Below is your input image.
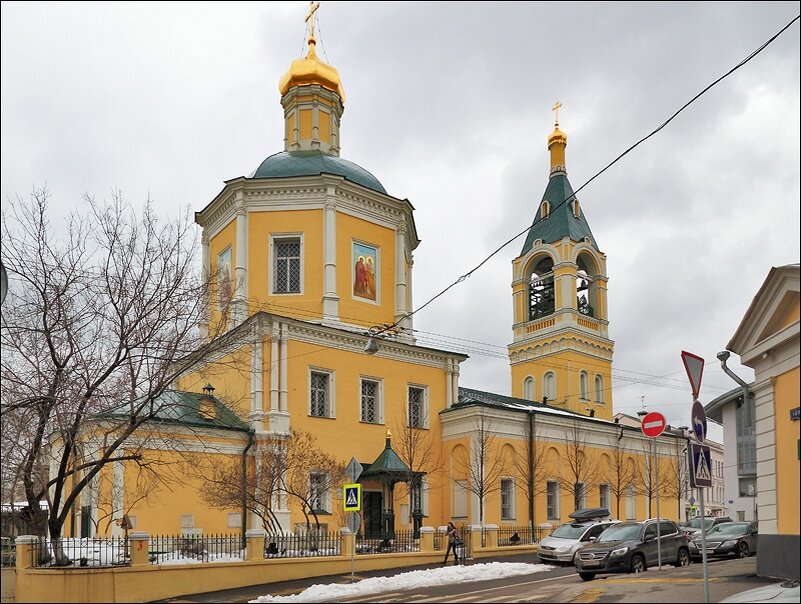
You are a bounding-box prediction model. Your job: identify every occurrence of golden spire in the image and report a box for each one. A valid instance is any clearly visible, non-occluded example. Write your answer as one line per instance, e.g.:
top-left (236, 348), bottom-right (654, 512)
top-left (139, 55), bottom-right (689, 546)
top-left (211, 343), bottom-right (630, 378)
top-left (278, 1), bottom-right (345, 102)
top-left (548, 101), bottom-right (567, 173)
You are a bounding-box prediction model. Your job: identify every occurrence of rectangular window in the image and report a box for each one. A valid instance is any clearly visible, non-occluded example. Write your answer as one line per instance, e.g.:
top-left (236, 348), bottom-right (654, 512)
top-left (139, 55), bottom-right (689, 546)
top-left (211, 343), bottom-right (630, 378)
top-left (599, 484), bottom-right (611, 510)
top-left (310, 371), bottom-right (331, 417)
top-left (625, 486), bottom-right (636, 520)
top-left (360, 378), bottom-right (381, 424)
top-left (546, 481), bottom-right (560, 520)
top-left (501, 478), bottom-right (514, 520)
top-left (181, 514), bottom-right (195, 528)
top-left (227, 512), bottom-right (242, 528)
top-left (735, 395), bottom-right (756, 476)
top-left (453, 480), bottom-right (468, 518)
top-left (408, 386), bottom-right (426, 428)
top-left (273, 236), bottom-right (301, 294)
top-left (576, 482), bottom-right (587, 510)
top-left (309, 472), bottom-right (328, 512)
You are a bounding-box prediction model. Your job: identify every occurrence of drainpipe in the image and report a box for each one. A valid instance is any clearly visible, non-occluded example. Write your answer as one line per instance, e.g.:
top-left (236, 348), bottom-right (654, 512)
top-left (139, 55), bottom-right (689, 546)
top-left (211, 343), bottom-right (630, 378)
top-left (527, 410), bottom-right (535, 539)
top-left (241, 429), bottom-right (255, 549)
top-left (716, 350), bottom-right (753, 520)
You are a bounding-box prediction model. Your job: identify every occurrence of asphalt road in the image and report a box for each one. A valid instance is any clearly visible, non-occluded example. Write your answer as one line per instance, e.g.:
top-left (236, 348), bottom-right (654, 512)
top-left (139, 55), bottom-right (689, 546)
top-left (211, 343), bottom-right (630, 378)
top-left (160, 553), bottom-right (775, 603)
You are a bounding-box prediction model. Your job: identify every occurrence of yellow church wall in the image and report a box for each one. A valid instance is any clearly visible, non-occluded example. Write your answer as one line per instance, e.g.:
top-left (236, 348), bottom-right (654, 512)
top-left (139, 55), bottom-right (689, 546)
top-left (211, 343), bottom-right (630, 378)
top-left (775, 366), bottom-right (800, 535)
top-left (175, 346), bottom-right (253, 421)
top-left (318, 108), bottom-right (331, 143)
top-left (299, 109), bottom-right (313, 140)
top-left (336, 212), bottom-right (397, 329)
top-left (246, 209), bottom-right (324, 321)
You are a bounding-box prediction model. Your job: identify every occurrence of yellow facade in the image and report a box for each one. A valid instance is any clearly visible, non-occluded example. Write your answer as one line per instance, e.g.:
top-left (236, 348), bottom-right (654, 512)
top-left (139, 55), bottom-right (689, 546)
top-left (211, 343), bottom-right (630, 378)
top-left (775, 366), bottom-right (800, 535)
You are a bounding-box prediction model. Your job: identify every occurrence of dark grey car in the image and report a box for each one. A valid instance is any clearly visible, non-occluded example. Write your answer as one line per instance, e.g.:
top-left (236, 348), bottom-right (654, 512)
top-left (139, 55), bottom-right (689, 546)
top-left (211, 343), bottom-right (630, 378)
top-left (689, 521), bottom-right (758, 560)
top-left (574, 519), bottom-right (691, 581)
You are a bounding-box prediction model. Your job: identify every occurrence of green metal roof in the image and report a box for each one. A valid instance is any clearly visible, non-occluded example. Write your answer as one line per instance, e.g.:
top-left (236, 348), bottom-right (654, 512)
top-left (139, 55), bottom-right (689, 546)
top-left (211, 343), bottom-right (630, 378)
top-left (520, 172), bottom-right (598, 256)
top-left (250, 150), bottom-right (387, 194)
top-left (97, 390), bottom-right (250, 432)
top-left (359, 438), bottom-right (411, 479)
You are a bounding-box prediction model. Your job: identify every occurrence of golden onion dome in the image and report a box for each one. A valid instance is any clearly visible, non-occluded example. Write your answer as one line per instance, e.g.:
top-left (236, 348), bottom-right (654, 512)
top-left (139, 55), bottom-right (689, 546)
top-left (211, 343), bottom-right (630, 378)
top-left (547, 125), bottom-right (567, 148)
top-left (278, 37), bottom-right (346, 103)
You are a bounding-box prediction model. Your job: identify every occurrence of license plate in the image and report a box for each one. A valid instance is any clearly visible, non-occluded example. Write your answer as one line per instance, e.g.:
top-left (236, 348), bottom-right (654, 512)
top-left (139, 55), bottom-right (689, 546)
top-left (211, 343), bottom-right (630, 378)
top-left (583, 560), bottom-right (600, 567)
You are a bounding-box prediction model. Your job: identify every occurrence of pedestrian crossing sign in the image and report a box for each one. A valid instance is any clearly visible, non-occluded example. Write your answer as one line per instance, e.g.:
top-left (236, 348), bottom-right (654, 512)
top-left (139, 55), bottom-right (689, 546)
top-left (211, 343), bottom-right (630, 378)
top-left (689, 443), bottom-right (712, 488)
top-left (343, 484), bottom-right (361, 512)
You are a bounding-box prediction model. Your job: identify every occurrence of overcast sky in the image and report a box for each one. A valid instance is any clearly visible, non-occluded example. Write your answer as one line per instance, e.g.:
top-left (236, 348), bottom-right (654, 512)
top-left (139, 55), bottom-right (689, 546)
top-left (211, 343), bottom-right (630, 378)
top-left (2, 2), bottom-right (799, 442)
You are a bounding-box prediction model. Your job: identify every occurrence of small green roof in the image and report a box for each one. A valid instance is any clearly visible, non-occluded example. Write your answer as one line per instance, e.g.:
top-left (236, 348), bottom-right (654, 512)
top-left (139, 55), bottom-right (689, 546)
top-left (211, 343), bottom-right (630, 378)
top-left (250, 150), bottom-right (387, 194)
top-left (359, 439), bottom-right (412, 479)
top-left (97, 390), bottom-right (249, 432)
top-left (520, 171), bottom-right (598, 256)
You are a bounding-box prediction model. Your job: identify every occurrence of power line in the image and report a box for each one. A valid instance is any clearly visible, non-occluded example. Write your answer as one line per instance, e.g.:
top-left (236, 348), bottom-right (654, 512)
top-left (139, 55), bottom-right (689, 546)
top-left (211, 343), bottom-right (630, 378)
top-left (370, 14), bottom-right (801, 339)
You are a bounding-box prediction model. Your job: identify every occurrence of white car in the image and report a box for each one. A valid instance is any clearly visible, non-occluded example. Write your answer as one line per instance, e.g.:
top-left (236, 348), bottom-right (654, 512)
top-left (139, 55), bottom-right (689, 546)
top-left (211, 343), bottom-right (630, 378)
top-left (719, 580), bottom-right (800, 603)
top-left (537, 519), bottom-right (619, 564)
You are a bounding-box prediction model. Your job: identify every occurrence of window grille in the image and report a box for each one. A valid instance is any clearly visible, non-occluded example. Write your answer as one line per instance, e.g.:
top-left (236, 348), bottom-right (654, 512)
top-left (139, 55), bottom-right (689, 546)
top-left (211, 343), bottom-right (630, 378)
top-left (408, 387), bottom-right (424, 428)
top-left (310, 372), bottom-right (329, 417)
top-left (361, 380), bottom-right (379, 423)
top-left (274, 238), bottom-right (301, 293)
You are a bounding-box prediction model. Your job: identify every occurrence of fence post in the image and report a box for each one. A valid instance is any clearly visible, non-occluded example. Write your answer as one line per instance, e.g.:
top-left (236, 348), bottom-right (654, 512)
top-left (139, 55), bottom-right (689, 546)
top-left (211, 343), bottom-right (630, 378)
top-left (340, 527), bottom-right (355, 558)
top-left (469, 525), bottom-right (483, 551)
top-left (246, 529), bottom-right (266, 560)
top-left (14, 535), bottom-right (38, 570)
top-left (418, 526), bottom-right (435, 552)
top-left (484, 524), bottom-right (499, 548)
top-left (128, 532), bottom-right (150, 566)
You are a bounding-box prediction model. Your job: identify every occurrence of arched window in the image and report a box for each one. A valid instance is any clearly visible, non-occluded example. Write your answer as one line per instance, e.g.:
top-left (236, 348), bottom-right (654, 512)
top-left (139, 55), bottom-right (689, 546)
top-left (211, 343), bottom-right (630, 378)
top-left (543, 372), bottom-right (556, 403)
top-left (594, 375), bottom-right (605, 404)
top-left (523, 376), bottom-right (536, 401)
top-left (579, 371), bottom-right (589, 401)
top-left (528, 256), bottom-right (555, 321)
top-left (572, 199), bottom-right (580, 218)
top-left (540, 201), bottom-right (550, 220)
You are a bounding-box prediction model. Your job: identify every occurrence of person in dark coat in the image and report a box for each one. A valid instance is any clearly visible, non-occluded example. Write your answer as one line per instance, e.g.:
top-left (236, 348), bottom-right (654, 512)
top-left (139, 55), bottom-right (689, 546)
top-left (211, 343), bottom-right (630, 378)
top-left (443, 521), bottom-right (460, 565)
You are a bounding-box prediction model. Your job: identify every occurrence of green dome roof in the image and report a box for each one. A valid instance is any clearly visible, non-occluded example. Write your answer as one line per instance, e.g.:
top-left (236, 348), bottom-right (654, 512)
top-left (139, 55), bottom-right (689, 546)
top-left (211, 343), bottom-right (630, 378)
top-left (250, 150), bottom-right (386, 194)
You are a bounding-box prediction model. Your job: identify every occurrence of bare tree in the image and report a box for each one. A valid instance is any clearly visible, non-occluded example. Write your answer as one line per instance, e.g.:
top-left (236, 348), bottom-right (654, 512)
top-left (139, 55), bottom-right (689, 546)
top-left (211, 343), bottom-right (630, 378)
top-left (452, 408), bottom-right (509, 526)
top-left (559, 418), bottom-right (600, 512)
top-left (660, 446), bottom-right (691, 523)
top-left (604, 434), bottom-right (637, 520)
top-left (636, 440), bottom-right (658, 518)
top-left (0, 188), bottom-right (231, 562)
top-left (510, 412), bottom-right (550, 537)
top-left (392, 407), bottom-right (443, 535)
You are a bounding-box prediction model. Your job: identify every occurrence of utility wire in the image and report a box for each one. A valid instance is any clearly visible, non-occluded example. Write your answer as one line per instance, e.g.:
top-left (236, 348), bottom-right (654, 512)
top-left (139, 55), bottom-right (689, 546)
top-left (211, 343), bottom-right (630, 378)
top-left (370, 14), bottom-right (801, 338)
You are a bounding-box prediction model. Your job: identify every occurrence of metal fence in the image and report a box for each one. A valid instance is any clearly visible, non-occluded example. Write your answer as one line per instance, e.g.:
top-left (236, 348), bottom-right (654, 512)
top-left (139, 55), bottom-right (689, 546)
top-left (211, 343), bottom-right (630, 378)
top-left (1, 538), bottom-right (16, 566)
top-left (263, 531), bottom-right (340, 558)
top-left (148, 534), bottom-right (244, 564)
top-left (356, 529), bottom-right (418, 555)
top-left (29, 537), bottom-right (129, 568)
top-left (497, 525), bottom-right (550, 545)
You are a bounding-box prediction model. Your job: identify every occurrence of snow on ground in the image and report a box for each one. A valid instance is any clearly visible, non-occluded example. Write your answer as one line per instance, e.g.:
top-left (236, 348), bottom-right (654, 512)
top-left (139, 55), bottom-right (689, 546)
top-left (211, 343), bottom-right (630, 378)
top-left (250, 562), bottom-right (554, 603)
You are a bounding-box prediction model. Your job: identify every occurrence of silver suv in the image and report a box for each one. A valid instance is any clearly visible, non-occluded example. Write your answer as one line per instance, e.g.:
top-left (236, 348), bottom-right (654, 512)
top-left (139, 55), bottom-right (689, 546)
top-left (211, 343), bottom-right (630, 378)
top-left (538, 518), bottom-right (620, 564)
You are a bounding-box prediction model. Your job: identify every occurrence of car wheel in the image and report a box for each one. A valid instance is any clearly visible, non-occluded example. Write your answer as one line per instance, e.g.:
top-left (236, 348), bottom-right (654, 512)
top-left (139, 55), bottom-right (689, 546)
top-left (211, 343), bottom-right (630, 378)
top-left (631, 554), bottom-right (646, 573)
top-left (579, 572), bottom-right (596, 581)
top-left (738, 543), bottom-right (750, 558)
top-left (675, 549), bottom-right (691, 567)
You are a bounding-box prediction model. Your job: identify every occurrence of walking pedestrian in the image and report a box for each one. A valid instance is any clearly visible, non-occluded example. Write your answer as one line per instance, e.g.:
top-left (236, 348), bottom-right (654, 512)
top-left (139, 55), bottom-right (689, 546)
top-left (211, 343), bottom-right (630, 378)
top-left (443, 521), bottom-right (460, 565)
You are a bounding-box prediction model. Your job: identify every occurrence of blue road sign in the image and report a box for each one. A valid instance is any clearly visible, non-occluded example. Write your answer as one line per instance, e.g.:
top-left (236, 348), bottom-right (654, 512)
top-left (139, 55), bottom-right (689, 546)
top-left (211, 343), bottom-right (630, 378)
top-left (692, 400), bottom-right (707, 443)
top-left (689, 443), bottom-right (712, 488)
top-left (343, 484), bottom-right (361, 512)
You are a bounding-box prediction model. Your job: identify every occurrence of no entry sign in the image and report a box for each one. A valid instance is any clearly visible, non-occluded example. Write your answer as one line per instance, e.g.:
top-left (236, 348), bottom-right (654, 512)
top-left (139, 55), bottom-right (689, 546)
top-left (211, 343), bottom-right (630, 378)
top-left (641, 411), bottom-right (667, 438)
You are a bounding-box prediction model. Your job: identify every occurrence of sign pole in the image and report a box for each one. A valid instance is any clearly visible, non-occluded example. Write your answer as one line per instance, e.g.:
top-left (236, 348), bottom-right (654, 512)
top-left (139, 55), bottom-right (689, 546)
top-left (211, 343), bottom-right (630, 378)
top-left (350, 513), bottom-right (356, 583)
top-left (655, 436), bottom-right (661, 569)
top-left (699, 478), bottom-right (709, 603)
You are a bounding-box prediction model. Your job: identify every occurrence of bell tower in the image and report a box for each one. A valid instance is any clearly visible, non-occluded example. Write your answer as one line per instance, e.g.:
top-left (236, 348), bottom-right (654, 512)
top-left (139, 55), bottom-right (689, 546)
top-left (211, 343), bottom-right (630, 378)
top-left (508, 105), bottom-right (614, 420)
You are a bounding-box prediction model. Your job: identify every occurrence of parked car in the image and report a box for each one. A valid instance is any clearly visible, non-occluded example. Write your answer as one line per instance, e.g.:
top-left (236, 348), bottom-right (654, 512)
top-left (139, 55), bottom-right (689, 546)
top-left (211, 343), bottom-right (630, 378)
top-left (720, 580), bottom-right (800, 603)
top-left (689, 521), bottom-right (757, 560)
top-left (679, 515), bottom-right (733, 537)
top-left (574, 518), bottom-right (691, 581)
top-left (537, 518), bottom-right (619, 564)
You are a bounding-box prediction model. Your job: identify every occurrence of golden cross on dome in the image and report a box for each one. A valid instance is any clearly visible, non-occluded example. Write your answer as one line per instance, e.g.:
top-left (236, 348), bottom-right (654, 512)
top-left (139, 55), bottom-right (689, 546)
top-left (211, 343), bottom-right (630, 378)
top-left (552, 101), bottom-right (562, 127)
top-left (305, 1), bottom-right (320, 40)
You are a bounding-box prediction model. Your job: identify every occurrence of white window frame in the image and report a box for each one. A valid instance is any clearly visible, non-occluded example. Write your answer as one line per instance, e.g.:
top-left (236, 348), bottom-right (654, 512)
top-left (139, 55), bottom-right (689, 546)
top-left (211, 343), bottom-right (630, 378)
top-left (309, 471), bottom-right (330, 512)
top-left (594, 374), bottom-right (605, 404)
top-left (523, 376), bottom-right (536, 401)
top-left (543, 372), bottom-right (557, 402)
top-left (407, 384), bottom-right (428, 429)
top-left (540, 201), bottom-right (550, 220)
top-left (270, 233), bottom-right (304, 295)
top-left (359, 376), bottom-right (383, 424)
top-left (227, 512), bottom-right (242, 528)
top-left (599, 484), bottom-right (611, 510)
top-left (625, 486), bottom-right (636, 520)
top-left (181, 514), bottom-right (195, 528)
top-left (579, 371), bottom-right (589, 401)
top-left (501, 477), bottom-right (515, 521)
top-left (576, 481), bottom-right (587, 510)
top-left (308, 368), bottom-right (335, 418)
top-left (546, 480), bottom-right (560, 520)
top-left (453, 479), bottom-right (468, 519)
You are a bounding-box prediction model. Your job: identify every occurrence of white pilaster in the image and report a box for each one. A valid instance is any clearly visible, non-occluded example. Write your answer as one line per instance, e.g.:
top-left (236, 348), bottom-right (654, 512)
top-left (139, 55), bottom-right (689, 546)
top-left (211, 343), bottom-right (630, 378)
top-left (250, 334), bottom-right (264, 431)
top-left (200, 230), bottom-right (210, 340)
top-left (395, 222), bottom-right (408, 324)
top-left (322, 193), bottom-right (340, 322)
top-left (233, 198), bottom-right (249, 325)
